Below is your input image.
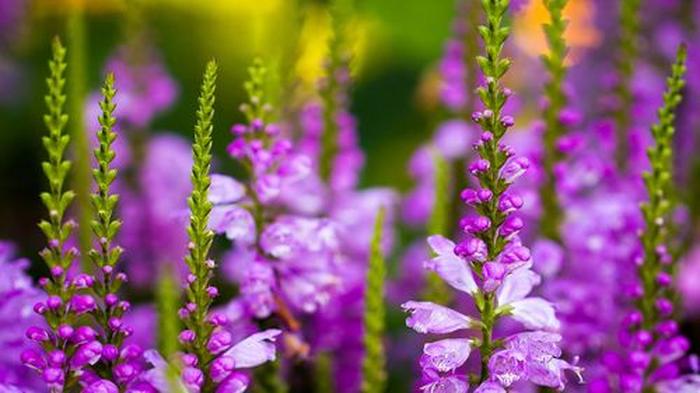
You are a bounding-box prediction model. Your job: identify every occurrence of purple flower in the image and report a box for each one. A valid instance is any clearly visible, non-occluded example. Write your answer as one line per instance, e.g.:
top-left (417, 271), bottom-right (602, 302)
top-left (424, 235), bottom-right (478, 294)
top-left (0, 242), bottom-right (42, 389)
top-left (420, 338), bottom-right (472, 373)
top-left (142, 329), bottom-right (280, 392)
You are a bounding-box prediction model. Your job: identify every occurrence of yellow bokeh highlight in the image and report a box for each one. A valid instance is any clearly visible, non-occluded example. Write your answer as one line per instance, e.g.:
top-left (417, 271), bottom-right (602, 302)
top-left (513, 0), bottom-right (601, 64)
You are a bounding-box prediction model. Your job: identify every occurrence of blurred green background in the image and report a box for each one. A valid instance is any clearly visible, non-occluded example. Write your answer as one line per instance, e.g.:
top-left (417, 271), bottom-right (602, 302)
top-left (0, 0), bottom-right (457, 262)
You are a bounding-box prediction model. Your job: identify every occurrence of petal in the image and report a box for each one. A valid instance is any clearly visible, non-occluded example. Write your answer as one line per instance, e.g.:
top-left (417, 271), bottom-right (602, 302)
top-left (424, 246), bottom-right (478, 294)
top-left (402, 301), bottom-right (473, 334)
top-left (657, 375), bottom-right (700, 393)
top-left (209, 205), bottom-right (255, 244)
top-left (225, 329), bottom-right (281, 369)
top-left (496, 267), bottom-right (541, 305)
top-left (505, 331), bottom-right (562, 361)
top-left (142, 350), bottom-right (188, 392)
top-left (488, 349), bottom-right (527, 387)
top-left (209, 174), bottom-right (246, 204)
top-left (215, 372), bottom-right (250, 393)
top-left (420, 375), bottom-right (469, 393)
top-left (421, 338), bottom-right (472, 372)
top-left (508, 297), bottom-right (560, 331)
top-left (474, 381), bottom-right (507, 393)
top-left (427, 235), bottom-right (456, 256)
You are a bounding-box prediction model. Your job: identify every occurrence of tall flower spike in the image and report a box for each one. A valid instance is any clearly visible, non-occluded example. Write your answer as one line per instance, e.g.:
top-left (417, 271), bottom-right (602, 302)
top-left (181, 60), bottom-right (218, 389)
top-left (539, 0), bottom-right (569, 242)
top-left (85, 72), bottom-right (133, 385)
top-left (405, 1), bottom-right (578, 391)
top-left (319, 0), bottom-right (354, 184)
top-left (361, 208), bottom-right (387, 393)
top-left (634, 45), bottom-right (687, 390)
top-left (29, 37), bottom-right (82, 391)
top-left (472, 0), bottom-right (515, 380)
top-left (613, 0), bottom-right (642, 171)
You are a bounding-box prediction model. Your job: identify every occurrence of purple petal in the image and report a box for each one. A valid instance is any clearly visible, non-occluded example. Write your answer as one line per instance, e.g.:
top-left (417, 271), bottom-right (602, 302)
top-left (425, 237), bottom-right (478, 294)
top-left (508, 298), bottom-right (560, 331)
top-left (421, 338), bottom-right (472, 372)
top-left (225, 329), bottom-right (281, 369)
top-left (474, 381), bottom-right (506, 393)
top-left (496, 267), bottom-right (541, 305)
top-left (209, 174), bottom-right (246, 204)
top-left (419, 375), bottom-right (469, 393)
top-left (402, 301), bottom-right (473, 334)
top-left (209, 205), bottom-right (256, 244)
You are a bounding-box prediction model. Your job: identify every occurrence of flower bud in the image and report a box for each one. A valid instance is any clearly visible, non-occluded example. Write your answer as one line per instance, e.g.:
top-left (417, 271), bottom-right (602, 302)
top-left (454, 238), bottom-right (488, 262)
top-left (179, 330), bottom-right (196, 344)
top-left (21, 349), bottom-right (46, 371)
top-left (57, 324), bottom-right (74, 340)
top-left (46, 296), bottom-right (62, 310)
top-left (102, 344), bottom-right (119, 362)
top-left (210, 356), bottom-right (235, 383)
top-left (26, 326), bottom-right (50, 342)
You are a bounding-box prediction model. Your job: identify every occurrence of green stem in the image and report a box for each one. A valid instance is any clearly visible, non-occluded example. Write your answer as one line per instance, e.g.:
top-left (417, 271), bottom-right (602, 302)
top-left (539, 0), bottom-right (569, 242)
top-left (614, 0), bottom-right (642, 171)
top-left (67, 6), bottom-right (92, 271)
top-left (361, 209), bottom-right (388, 393)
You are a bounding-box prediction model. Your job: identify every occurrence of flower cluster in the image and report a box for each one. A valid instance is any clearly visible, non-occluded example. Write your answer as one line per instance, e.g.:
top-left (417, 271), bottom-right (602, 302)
top-left (402, 1), bottom-right (581, 391)
top-left (22, 40), bottom-right (148, 393)
top-left (0, 242), bottom-right (43, 390)
top-left (213, 60), bottom-right (342, 327)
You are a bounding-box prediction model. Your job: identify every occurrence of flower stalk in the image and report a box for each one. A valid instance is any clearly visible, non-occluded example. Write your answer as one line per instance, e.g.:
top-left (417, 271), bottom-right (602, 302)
top-left (67, 6), bottom-right (93, 269)
top-left (180, 60), bottom-right (218, 388)
top-left (539, 0), bottom-right (569, 242)
top-left (361, 208), bottom-right (387, 393)
top-left (471, 0), bottom-right (514, 379)
top-left (614, 0), bottom-right (642, 171)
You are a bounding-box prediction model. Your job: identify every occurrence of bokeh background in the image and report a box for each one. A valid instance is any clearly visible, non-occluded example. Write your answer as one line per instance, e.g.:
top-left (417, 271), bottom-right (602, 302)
top-left (0, 0), bottom-right (463, 261)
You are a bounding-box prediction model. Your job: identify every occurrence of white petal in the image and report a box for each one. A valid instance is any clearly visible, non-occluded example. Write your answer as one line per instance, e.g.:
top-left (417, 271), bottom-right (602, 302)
top-left (427, 235), bottom-right (456, 256)
top-left (426, 254), bottom-right (478, 294)
top-left (225, 329), bottom-right (281, 369)
top-left (422, 338), bottom-right (472, 372)
top-left (508, 297), bottom-right (560, 331)
top-left (209, 174), bottom-right (246, 204)
top-left (402, 301), bottom-right (473, 334)
top-left (496, 266), bottom-right (541, 306)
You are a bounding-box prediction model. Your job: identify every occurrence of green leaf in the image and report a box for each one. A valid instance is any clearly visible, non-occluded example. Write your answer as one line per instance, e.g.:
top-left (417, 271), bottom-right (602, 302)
top-left (361, 208), bottom-right (387, 393)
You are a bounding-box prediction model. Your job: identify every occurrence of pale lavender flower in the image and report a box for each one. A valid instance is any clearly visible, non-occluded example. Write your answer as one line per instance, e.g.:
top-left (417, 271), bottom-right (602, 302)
top-left (142, 330), bottom-right (281, 392)
top-left (0, 242), bottom-right (42, 389)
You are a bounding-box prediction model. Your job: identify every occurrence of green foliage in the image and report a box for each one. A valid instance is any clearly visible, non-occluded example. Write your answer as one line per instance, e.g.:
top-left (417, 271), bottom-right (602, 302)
top-left (39, 37), bottom-right (76, 295)
top-left (614, 0), bottom-right (642, 170)
top-left (252, 360), bottom-right (288, 393)
top-left (182, 60), bottom-right (218, 375)
top-left (361, 208), bottom-right (387, 393)
top-left (88, 73), bottom-right (122, 272)
top-left (67, 7), bottom-right (93, 269)
top-left (539, 0), bottom-right (569, 242)
top-left (157, 267), bottom-right (181, 358)
top-left (424, 150), bottom-right (452, 304)
top-left (314, 352), bottom-right (335, 393)
top-left (319, 0), bottom-right (353, 182)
